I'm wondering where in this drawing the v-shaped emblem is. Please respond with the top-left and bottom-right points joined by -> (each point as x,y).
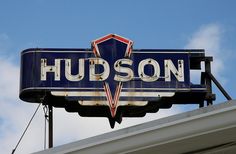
92,34 -> 133,117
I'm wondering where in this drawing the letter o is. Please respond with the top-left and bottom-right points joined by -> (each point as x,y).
138,58 -> 160,82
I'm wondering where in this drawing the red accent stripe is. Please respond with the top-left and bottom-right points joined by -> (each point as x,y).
104,82 -> 122,117
124,41 -> 133,58
127,42 -> 133,57
114,35 -> 130,44
114,82 -> 122,107
104,83 -> 117,117
92,42 -> 100,57
106,84 -> 112,104
114,86 -> 119,107
94,34 -> 131,45
104,83 -> 113,107
94,34 -> 112,44
107,84 -> 113,105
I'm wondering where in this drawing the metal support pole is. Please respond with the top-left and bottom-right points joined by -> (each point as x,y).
199,102 -> 204,108
205,58 -> 213,105
207,72 -> 232,100
48,105 -> 53,148
199,72 -> 206,108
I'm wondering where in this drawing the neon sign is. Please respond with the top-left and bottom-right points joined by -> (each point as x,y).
20,34 -> 207,128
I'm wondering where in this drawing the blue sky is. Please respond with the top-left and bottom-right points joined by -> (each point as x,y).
0,1 -> 236,153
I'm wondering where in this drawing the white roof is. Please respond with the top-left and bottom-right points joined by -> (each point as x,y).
34,100 -> 236,154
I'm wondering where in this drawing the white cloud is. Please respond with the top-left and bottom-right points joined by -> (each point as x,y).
185,24 -> 226,84
0,59 -> 19,101
0,34 -> 11,56
0,33 -> 45,154
0,57 -> 44,154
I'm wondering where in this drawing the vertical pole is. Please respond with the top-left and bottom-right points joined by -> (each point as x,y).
205,58 -> 213,105
199,72 -> 206,108
48,105 -> 53,148
199,102 -> 204,108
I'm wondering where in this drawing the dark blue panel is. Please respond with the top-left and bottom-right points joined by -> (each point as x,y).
20,48 -> 194,103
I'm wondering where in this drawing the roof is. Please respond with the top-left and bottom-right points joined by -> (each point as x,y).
34,100 -> 236,154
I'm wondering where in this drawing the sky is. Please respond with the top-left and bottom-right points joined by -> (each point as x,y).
0,0 -> 236,153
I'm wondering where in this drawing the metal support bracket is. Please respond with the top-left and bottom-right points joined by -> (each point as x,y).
200,56 -> 232,108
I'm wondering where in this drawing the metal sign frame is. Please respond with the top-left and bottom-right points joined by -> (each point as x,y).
20,34 -> 228,130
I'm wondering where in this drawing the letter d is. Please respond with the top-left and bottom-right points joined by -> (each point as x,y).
89,58 -> 110,81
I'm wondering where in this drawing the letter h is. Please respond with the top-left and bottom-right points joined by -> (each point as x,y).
41,58 -> 61,81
